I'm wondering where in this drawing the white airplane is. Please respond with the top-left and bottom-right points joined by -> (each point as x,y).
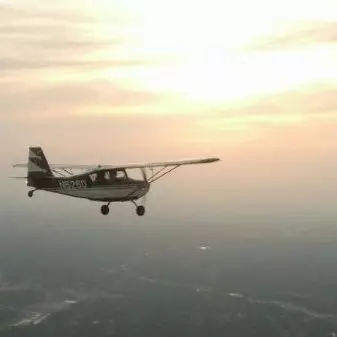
13,147 -> 220,216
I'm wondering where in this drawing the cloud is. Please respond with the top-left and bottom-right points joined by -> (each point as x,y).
0,3 -> 92,23
0,10 -> 117,51
0,25 -> 120,52
249,21 -> 337,50
194,83 -> 337,143
0,1 -> 171,88
0,2 -> 140,75
0,80 -> 165,119
222,83 -> 337,118
0,58 -> 156,73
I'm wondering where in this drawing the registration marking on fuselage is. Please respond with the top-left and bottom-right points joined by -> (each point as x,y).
58,179 -> 87,191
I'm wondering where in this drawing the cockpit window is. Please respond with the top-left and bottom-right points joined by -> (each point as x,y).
116,170 -> 126,179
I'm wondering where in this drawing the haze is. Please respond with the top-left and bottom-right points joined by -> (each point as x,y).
1,0 -> 337,237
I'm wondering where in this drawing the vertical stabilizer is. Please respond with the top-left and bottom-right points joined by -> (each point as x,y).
27,147 -> 53,186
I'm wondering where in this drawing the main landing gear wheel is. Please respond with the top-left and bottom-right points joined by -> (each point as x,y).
101,205 -> 110,216
136,205 -> 145,216
28,190 -> 34,198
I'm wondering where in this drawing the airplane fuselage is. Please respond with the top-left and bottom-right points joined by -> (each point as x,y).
28,171 -> 150,202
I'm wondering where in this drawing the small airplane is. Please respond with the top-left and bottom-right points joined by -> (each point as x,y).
13,147 -> 220,216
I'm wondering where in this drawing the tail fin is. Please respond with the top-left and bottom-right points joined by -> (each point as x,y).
27,147 -> 53,185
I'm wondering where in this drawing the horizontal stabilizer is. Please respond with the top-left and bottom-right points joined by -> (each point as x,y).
12,164 -> 27,168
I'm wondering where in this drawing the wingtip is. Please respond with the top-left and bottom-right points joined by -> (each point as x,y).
202,157 -> 220,164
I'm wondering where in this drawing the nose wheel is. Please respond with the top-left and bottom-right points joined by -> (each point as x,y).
28,190 -> 35,198
101,204 -> 110,215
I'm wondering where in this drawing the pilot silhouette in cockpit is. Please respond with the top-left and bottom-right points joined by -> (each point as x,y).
110,170 -> 117,181
97,171 -> 106,185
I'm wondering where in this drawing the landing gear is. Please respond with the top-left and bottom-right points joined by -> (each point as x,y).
132,201 -> 146,216
131,200 -> 146,216
101,204 -> 110,216
100,202 -> 145,216
28,190 -> 34,198
136,206 -> 145,216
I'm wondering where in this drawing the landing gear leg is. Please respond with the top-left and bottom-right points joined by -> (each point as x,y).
28,190 -> 35,198
131,201 -> 146,216
101,203 -> 110,216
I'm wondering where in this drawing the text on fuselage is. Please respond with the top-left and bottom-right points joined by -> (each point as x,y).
59,180 -> 87,190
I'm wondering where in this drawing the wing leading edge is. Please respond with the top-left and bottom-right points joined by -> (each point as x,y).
103,157 -> 220,170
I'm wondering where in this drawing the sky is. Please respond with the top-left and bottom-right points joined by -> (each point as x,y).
1,0 -> 337,234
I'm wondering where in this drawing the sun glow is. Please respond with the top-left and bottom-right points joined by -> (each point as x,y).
86,0 -> 337,105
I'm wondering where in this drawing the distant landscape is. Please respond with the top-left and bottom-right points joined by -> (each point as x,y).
1,218 -> 337,337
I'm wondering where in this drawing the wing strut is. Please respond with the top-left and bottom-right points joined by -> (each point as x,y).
125,165 -> 181,199
148,165 -> 180,183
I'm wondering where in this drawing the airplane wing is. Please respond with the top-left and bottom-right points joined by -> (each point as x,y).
13,157 -> 220,183
100,157 -> 220,170
13,158 -> 220,170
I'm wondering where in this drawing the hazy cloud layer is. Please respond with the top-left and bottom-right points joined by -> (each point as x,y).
0,81 -> 165,119
3,82 -> 337,149
1,1 -> 337,146
0,3 -> 92,23
0,58 -> 156,73
226,84 -> 337,117
0,2 -> 141,75
250,21 -> 337,50
0,1 -> 166,120
195,84 -> 337,143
